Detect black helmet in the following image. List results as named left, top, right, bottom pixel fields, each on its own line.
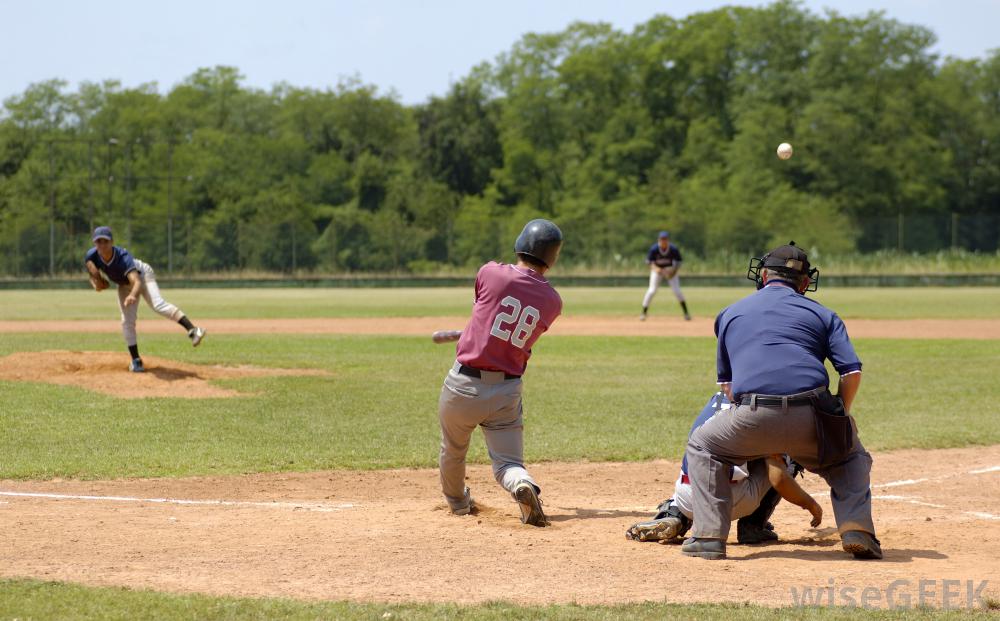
left=746, top=241, right=819, bottom=291
left=514, top=219, right=563, bottom=268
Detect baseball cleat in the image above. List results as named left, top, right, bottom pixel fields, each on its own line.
left=841, top=531, right=883, bottom=560
left=639, top=314, right=647, bottom=322
left=129, top=358, right=145, bottom=373
left=684, top=313, right=692, bottom=321
left=188, top=327, right=206, bottom=347
left=736, top=518, right=778, bottom=544
left=626, top=516, right=684, bottom=542
left=513, top=481, right=548, bottom=527
left=681, top=537, right=727, bottom=560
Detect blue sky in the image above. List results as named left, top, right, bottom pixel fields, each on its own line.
left=3, top=0, right=997, bottom=105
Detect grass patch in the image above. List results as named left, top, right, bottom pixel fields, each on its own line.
left=2, top=287, right=1000, bottom=320
left=0, top=578, right=996, bottom=620
left=1, top=333, right=997, bottom=479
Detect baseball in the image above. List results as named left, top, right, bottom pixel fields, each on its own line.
left=777, top=142, right=793, bottom=160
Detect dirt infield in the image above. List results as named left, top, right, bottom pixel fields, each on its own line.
left=1, top=316, right=999, bottom=339
left=0, top=351, right=329, bottom=398
left=1, top=446, right=998, bottom=608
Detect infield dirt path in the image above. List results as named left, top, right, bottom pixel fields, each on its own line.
left=1, top=316, right=998, bottom=339
left=1, top=446, right=999, bottom=608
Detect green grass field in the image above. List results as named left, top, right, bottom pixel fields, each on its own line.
left=3, top=286, right=1000, bottom=320
left=1, top=287, right=998, bottom=618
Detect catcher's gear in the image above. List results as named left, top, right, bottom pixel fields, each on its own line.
left=747, top=241, right=819, bottom=291
left=626, top=498, right=691, bottom=543
left=514, top=219, right=562, bottom=268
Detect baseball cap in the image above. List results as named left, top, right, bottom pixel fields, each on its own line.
left=658, top=230, right=670, bottom=239
left=763, top=241, right=809, bottom=274
left=92, top=226, right=113, bottom=242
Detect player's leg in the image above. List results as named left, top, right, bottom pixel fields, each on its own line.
left=668, top=274, right=691, bottom=320
left=117, top=284, right=142, bottom=372
left=809, top=428, right=879, bottom=558
left=640, top=270, right=661, bottom=320
left=732, top=459, right=781, bottom=543
left=480, top=378, right=547, bottom=526
left=138, top=261, right=206, bottom=346
left=438, top=363, right=488, bottom=514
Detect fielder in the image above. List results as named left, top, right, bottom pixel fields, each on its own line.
left=626, top=391, right=822, bottom=544
left=438, top=219, right=563, bottom=526
left=640, top=231, right=690, bottom=321
left=84, top=226, right=206, bottom=372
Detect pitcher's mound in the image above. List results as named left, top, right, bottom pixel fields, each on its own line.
left=0, top=350, right=328, bottom=399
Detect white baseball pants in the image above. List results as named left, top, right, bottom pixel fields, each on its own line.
left=116, top=259, right=184, bottom=347
left=642, top=269, right=685, bottom=308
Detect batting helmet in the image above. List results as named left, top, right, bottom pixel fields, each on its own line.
left=746, top=241, right=819, bottom=292
left=514, top=219, right=563, bottom=268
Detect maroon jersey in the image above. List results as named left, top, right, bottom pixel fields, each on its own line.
left=455, top=262, right=562, bottom=376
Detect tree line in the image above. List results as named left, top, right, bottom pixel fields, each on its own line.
left=1, top=0, right=998, bottom=276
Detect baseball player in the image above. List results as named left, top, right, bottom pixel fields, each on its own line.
left=626, top=391, right=822, bottom=544
left=640, top=231, right=690, bottom=321
left=438, top=219, right=563, bottom=526
left=84, top=226, right=206, bottom=372
left=682, top=242, right=878, bottom=561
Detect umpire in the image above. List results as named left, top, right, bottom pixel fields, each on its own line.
left=681, top=242, right=880, bottom=561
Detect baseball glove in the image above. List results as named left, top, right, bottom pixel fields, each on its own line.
left=90, top=274, right=109, bottom=291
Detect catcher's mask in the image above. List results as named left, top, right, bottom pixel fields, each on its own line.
left=747, top=241, right=819, bottom=292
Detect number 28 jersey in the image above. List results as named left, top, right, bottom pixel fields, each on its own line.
left=455, top=262, right=563, bottom=377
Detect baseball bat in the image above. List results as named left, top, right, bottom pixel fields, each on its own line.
left=432, top=330, right=462, bottom=344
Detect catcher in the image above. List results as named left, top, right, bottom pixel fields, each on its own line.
left=85, top=226, right=206, bottom=372
left=626, top=391, right=822, bottom=544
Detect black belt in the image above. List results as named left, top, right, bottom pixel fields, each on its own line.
left=458, top=364, right=521, bottom=381
left=739, top=394, right=815, bottom=407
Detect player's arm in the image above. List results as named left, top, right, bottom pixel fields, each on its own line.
left=85, top=260, right=108, bottom=292
left=766, top=456, right=822, bottom=527
left=123, top=270, right=141, bottom=305
left=837, top=371, right=861, bottom=413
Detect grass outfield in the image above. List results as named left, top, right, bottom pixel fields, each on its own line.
left=2, top=286, right=1000, bottom=320
left=1, top=579, right=996, bottom=620
left=1, top=332, right=997, bottom=479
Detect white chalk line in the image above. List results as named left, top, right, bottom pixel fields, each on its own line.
left=871, top=464, right=1000, bottom=489
left=0, top=491, right=355, bottom=513
left=872, top=494, right=946, bottom=508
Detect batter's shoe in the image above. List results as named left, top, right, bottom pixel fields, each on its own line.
left=451, top=487, right=475, bottom=516
left=626, top=516, right=684, bottom=542
left=513, top=481, right=548, bottom=527
left=737, top=518, right=779, bottom=544
left=681, top=537, right=727, bottom=560
left=841, top=531, right=882, bottom=560
left=129, top=358, right=145, bottom=373
left=188, top=327, right=207, bottom=347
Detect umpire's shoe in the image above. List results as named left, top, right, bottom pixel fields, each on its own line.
left=841, top=530, right=883, bottom=560
left=681, top=537, right=726, bottom=560
left=737, top=518, right=779, bottom=544
left=513, top=481, right=548, bottom=527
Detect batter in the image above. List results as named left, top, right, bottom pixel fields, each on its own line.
left=438, top=219, right=563, bottom=526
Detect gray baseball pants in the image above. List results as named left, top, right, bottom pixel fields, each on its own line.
left=686, top=392, right=874, bottom=541
left=672, top=458, right=773, bottom=521
left=438, top=361, right=538, bottom=513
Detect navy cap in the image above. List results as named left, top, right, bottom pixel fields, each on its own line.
left=92, top=226, right=113, bottom=242
left=763, top=241, right=810, bottom=274
left=658, top=230, right=670, bottom=239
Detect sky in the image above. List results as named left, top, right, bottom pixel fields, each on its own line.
left=2, top=0, right=997, bottom=106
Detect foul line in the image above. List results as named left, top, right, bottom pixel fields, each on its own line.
left=872, top=464, right=1000, bottom=490
left=0, top=490, right=355, bottom=513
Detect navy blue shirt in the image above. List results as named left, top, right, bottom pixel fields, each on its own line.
left=647, top=243, right=682, bottom=268
left=681, top=392, right=730, bottom=476
left=84, top=246, right=139, bottom=286
left=715, top=282, right=862, bottom=397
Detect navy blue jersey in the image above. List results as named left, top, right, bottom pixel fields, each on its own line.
left=715, top=281, right=862, bottom=397
left=647, top=243, right=682, bottom=268
left=84, top=246, right=139, bottom=286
